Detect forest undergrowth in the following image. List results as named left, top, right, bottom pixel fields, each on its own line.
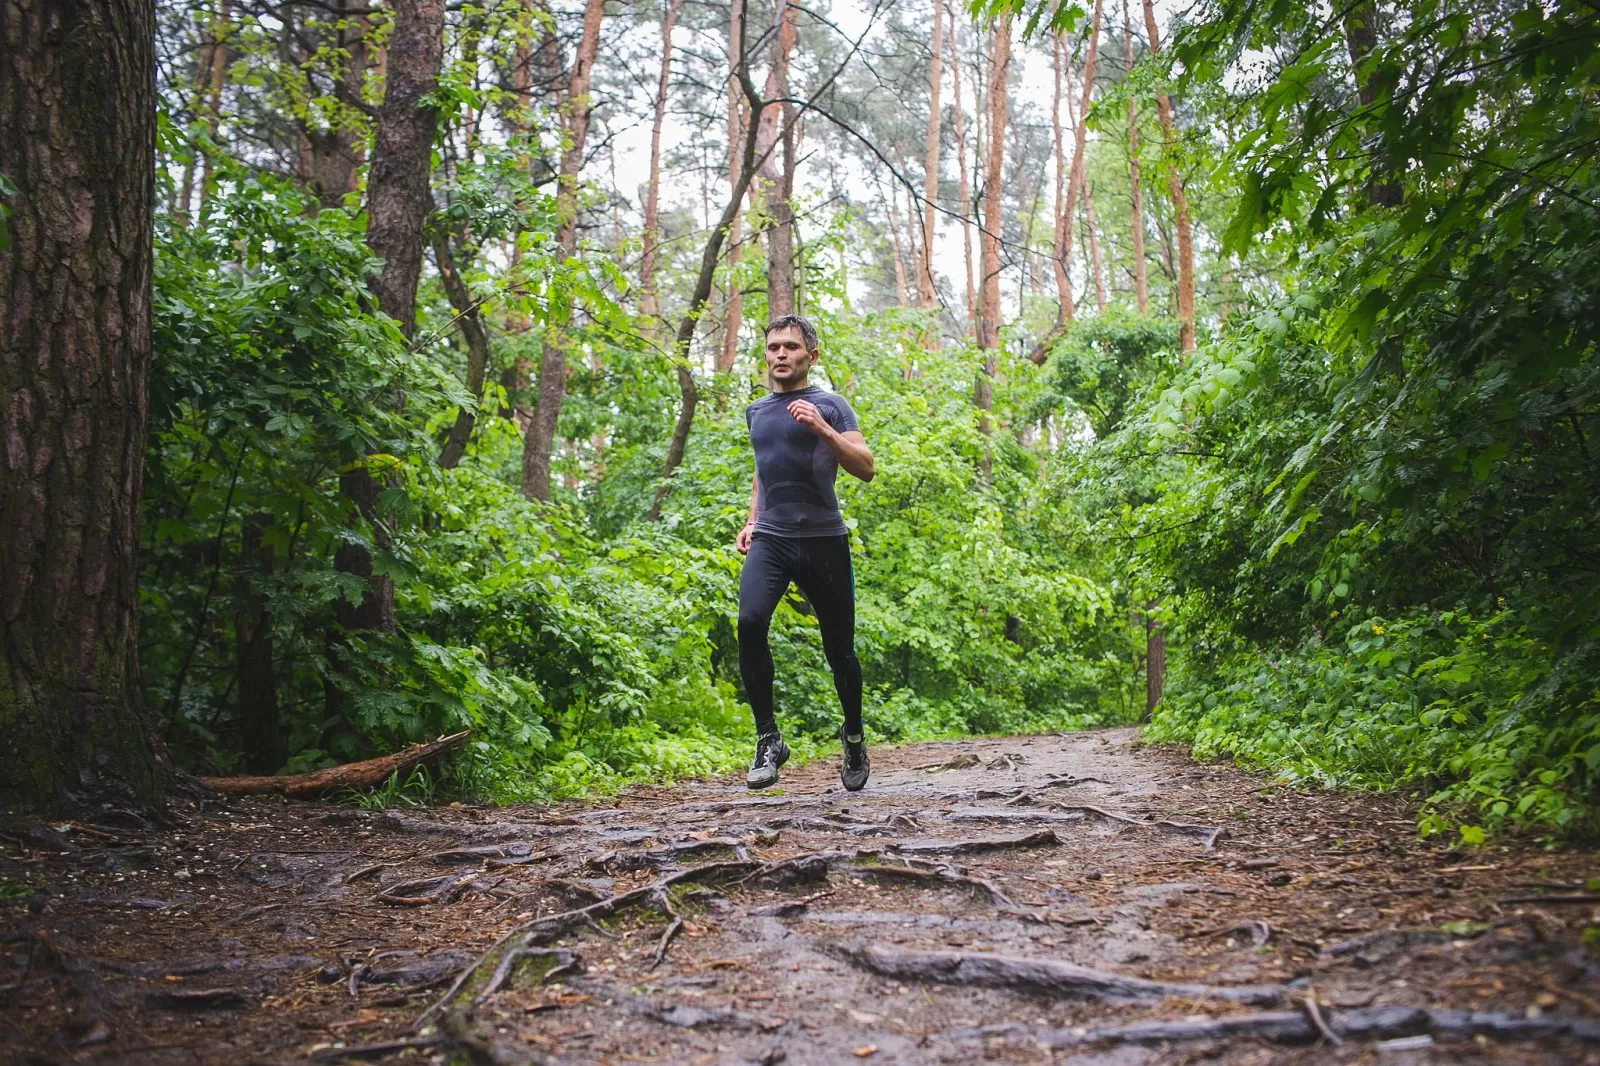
left=114, top=0, right=1600, bottom=845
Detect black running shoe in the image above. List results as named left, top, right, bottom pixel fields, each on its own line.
left=746, top=732, right=790, bottom=789
left=840, top=727, right=870, bottom=791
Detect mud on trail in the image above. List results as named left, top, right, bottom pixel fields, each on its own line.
left=5, top=729, right=1600, bottom=1066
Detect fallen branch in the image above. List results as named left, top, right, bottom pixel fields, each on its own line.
left=825, top=941, right=1285, bottom=1006
left=199, top=731, right=470, bottom=798
left=1500, top=894, right=1600, bottom=906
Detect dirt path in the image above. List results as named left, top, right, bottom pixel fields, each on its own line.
left=4, top=729, right=1598, bottom=1065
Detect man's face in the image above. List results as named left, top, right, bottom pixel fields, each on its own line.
left=764, top=326, right=816, bottom=386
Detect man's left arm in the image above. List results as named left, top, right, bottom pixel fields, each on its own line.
left=788, top=399, right=874, bottom=482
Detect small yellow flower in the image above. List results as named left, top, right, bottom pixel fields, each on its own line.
left=1372, top=624, right=1385, bottom=635
left=1329, top=610, right=1341, bottom=619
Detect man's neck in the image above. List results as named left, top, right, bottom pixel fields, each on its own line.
left=770, top=376, right=812, bottom=394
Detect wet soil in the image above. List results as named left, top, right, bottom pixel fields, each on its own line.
left=4, top=729, right=1599, bottom=1065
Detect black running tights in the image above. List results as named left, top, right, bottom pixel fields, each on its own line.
left=737, top=533, right=863, bottom=739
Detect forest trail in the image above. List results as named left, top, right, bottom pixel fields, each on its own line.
left=5, top=730, right=1598, bottom=1065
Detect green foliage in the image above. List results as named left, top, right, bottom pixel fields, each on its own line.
left=1150, top=610, right=1600, bottom=838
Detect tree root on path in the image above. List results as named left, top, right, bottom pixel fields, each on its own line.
left=889, top=830, right=1062, bottom=857
left=417, top=858, right=806, bottom=1025
left=823, top=941, right=1285, bottom=1006
left=967, top=1004, right=1600, bottom=1049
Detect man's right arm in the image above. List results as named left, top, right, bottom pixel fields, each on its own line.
left=736, top=475, right=759, bottom=554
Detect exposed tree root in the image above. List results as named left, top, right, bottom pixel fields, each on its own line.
left=199, top=731, right=470, bottom=798
left=824, top=941, right=1285, bottom=1006
left=374, top=873, right=479, bottom=906
left=890, top=830, right=1062, bottom=856
left=974, top=1004, right=1600, bottom=1049
left=842, top=860, right=1017, bottom=908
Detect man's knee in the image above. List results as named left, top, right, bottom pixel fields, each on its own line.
left=737, top=610, right=771, bottom=642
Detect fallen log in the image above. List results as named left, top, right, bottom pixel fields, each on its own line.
left=199, top=731, right=470, bottom=798
left=825, top=941, right=1285, bottom=1006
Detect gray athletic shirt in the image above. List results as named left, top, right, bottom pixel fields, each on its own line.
left=746, top=385, right=860, bottom=538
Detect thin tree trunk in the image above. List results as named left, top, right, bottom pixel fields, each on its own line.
left=1145, top=602, right=1164, bottom=718
left=974, top=16, right=1010, bottom=436
left=342, top=0, right=445, bottom=635
left=1050, top=33, right=1074, bottom=324
left=918, top=0, right=945, bottom=312
left=1033, top=0, right=1102, bottom=363
left=717, top=0, right=746, bottom=373
left=887, top=182, right=912, bottom=309
left=640, top=0, right=683, bottom=334
left=432, top=217, right=492, bottom=469
left=521, top=0, right=606, bottom=500
left=949, top=3, right=977, bottom=339
left=1084, top=178, right=1107, bottom=312
left=1140, top=0, right=1194, bottom=352
left=1, top=0, right=171, bottom=809
left=196, top=0, right=230, bottom=221
left=1342, top=2, right=1400, bottom=207
left=1123, top=0, right=1148, bottom=313
left=648, top=35, right=767, bottom=521
left=760, top=0, right=798, bottom=317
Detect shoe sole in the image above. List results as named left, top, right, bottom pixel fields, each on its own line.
left=747, top=741, right=790, bottom=789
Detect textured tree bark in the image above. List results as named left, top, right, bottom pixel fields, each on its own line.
left=1145, top=603, right=1165, bottom=718
left=1123, top=0, right=1148, bottom=313
left=290, top=0, right=371, bottom=210
left=639, top=0, right=683, bottom=334
left=0, top=0, right=171, bottom=809
left=1140, top=0, right=1194, bottom=353
left=1342, top=2, right=1400, bottom=207
left=759, top=0, right=798, bottom=317
left=975, top=18, right=1010, bottom=366
left=338, top=0, right=444, bottom=635
left=717, top=0, right=746, bottom=374
left=918, top=0, right=945, bottom=314
left=367, top=0, right=445, bottom=339
left=521, top=0, right=605, bottom=501
left=949, top=5, right=977, bottom=339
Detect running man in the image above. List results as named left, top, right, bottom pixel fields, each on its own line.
left=735, top=314, right=875, bottom=791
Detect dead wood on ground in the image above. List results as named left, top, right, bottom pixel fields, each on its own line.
left=199, top=731, right=470, bottom=797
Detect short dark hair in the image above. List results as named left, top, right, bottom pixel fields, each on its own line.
left=765, top=313, right=819, bottom=352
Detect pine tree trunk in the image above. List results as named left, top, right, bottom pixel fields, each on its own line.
left=640, top=0, right=683, bottom=333
left=1084, top=178, right=1107, bottom=312
left=918, top=0, right=945, bottom=313
left=717, top=0, right=746, bottom=373
left=521, top=0, right=605, bottom=500
left=1140, top=0, right=1194, bottom=353
left=340, top=0, right=444, bottom=635
left=196, top=0, right=230, bottom=222
left=760, top=0, right=798, bottom=317
left=949, top=5, right=977, bottom=339
left=1, top=0, right=171, bottom=810
left=1050, top=33, right=1074, bottom=324
left=1123, top=0, right=1148, bottom=313
left=887, top=182, right=912, bottom=309
left=975, top=17, right=1010, bottom=363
